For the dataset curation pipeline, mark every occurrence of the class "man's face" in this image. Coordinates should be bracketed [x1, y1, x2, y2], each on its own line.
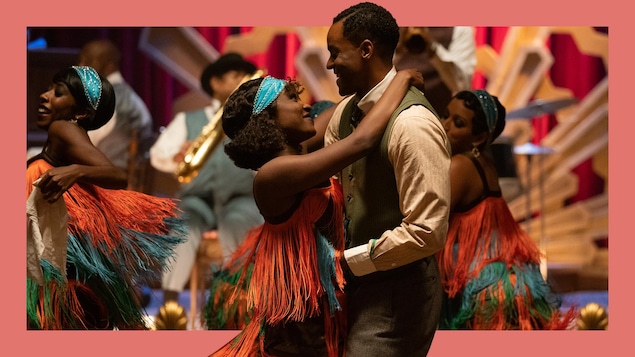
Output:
[78, 46, 106, 75]
[326, 21, 365, 96]
[213, 70, 247, 102]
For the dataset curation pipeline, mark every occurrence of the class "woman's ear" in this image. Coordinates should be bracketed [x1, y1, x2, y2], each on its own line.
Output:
[73, 108, 92, 123]
[473, 131, 489, 148]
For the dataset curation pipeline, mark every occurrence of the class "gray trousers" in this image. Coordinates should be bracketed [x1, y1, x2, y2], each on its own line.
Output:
[345, 255, 442, 357]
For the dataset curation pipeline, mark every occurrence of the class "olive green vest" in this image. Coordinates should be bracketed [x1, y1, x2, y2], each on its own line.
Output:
[338, 87, 438, 247]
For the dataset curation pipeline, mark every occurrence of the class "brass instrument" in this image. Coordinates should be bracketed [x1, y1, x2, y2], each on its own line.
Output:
[175, 69, 264, 183]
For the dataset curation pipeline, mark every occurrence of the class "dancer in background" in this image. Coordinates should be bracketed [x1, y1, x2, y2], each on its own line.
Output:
[27, 65, 185, 329]
[437, 89, 577, 329]
[394, 26, 476, 114]
[205, 69, 423, 356]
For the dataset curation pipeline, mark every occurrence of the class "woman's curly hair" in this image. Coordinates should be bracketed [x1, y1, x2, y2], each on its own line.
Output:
[222, 77, 302, 170]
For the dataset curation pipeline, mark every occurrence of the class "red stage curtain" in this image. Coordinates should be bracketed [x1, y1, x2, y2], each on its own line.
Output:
[28, 27, 606, 202]
[473, 27, 607, 203]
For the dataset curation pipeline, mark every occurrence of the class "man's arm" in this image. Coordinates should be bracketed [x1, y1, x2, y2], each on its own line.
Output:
[427, 26, 476, 94]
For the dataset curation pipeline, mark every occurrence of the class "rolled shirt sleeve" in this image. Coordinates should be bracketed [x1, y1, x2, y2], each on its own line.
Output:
[368, 106, 451, 272]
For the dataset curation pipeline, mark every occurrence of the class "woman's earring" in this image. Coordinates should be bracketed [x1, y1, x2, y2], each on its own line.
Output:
[69, 118, 78, 124]
[472, 144, 480, 158]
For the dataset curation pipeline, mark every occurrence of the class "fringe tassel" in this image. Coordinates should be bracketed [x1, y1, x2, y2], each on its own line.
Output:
[446, 261, 577, 330]
[316, 231, 341, 314]
[440, 197, 542, 297]
[437, 196, 576, 330]
[205, 179, 346, 356]
[210, 318, 263, 357]
[26, 159, 187, 330]
[204, 264, 254, 330]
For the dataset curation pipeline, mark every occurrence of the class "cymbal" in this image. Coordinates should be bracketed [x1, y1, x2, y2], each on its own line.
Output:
[507, 98, 578, 119]
[514, 142, 555, 155]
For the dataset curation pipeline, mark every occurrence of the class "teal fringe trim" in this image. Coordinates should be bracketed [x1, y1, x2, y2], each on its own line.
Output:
[315, 231, 341, 315]
[26, 260, 65, 329]
[445, 262, 562, 329]
[27, 215, 187, 329]
[82, 270, 147, 328]
[66, 232, 118, 284]
[66, 216, 186, 285]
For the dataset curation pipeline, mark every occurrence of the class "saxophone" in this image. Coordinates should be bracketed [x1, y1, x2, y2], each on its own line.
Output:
[175, 69, 264, 183]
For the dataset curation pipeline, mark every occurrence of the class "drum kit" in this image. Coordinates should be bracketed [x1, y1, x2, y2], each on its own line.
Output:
[492, 97, 578, 197]
[507, 97, 578, 155]
[494, 97, 578, 279]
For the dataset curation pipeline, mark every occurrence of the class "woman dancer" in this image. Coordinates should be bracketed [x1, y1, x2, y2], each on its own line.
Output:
[27, 65, 185, 329]
[437, 89, 576, 329]
[204, 69, 423, 356]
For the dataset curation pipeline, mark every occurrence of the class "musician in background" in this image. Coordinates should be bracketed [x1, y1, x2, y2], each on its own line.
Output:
[394, 26, 476, 114]
[149, 53, 263, 305]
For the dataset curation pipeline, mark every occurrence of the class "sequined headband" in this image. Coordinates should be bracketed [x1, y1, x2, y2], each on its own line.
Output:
[72, 66, 102, 111]
[252, 76, 286, 115]
[471, 90, 498, 134]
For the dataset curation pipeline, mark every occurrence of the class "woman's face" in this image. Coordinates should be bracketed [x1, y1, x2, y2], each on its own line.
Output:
[274, 89, 314, 144]
[37, 82, 77, 130]
[442, 97, 477, 155]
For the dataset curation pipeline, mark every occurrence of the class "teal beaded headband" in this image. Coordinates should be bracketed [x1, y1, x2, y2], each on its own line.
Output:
[72, 66, 102, 111]
[471, 89, 498, 134]
[252, 76, 286, 115]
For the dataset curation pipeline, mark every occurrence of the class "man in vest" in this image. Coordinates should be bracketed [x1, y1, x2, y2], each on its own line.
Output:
[149, 53, 263, 305]
[322, 3, 451, 356]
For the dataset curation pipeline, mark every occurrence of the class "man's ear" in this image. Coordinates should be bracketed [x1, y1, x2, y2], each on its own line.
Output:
[360, 39, 373, 59]
[210, 76, 221, 92]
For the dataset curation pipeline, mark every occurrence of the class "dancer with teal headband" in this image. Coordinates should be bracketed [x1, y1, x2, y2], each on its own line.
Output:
[436, 89, 577, 329]
[72, 65, 103, 111]
[471, 90, 498, 135]
[27, 65, 186, 329]
[204, 69, 424, 356]
[251, 76, 286, 115]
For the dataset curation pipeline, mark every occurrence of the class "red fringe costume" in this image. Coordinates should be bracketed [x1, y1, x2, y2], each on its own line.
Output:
[204, 178, 347, 357]
[27, 157, 186, 329]
[437, 194, 577, 330]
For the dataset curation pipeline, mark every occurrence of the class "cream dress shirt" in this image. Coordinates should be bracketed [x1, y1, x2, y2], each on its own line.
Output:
[324, 68, 452, 276]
